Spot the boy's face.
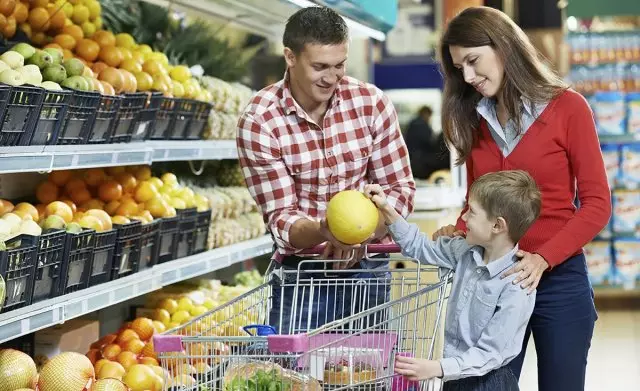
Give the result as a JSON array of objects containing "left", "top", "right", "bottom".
[
  {"left": 461, "top": 198, "right": 497, "bottom": 247},
  {"left": 285, "top": 42, "right": 348, "bottom": 105}
]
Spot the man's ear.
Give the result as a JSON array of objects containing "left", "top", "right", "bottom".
[
  {"left": 493, "top": 217, "right": 508, "bottom": 234},
  {"left": 284, "top": 47, "right": 297, "bottom": 68}
]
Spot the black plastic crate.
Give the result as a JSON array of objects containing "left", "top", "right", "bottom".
[
  {"left": 110, "top": 93, "right": 146, "bottom": 143},
  {"left": 0, "top": 85, "right": 45, "bottom": 146},
  {"left": 184, "top": 101, "right": 212, "bottom": 140},
  {"left": 131, "top": 92, "right": 162, "bottom": 141},
  {"left": 157, "top": 216, "right": 179, "bottom": 264},
  {"left": 88, "top": 94, "right": 122, "bottom": 144},
  {"left": 194, "top": 210, "right": 212, "bottom": 254},
  {"left": 175, "top": 207, "right": 197, "bottom": 259},
  {"left": 139, "top": 220, "right": 160, "bottom": 270},
  {"left": 168, "top": 99, "right": 195, "bottom": 140},
  {"left": 61, "top": 229, "right": 95, "bottom": 294},
  {"left": 88, "top": 229, "right": 117, "bottom": 287},
  {"left": 111, "top": 220, "right": 142, "bottom": 280},
  {"left": 0, "top": 235, "right": 38, "bottom": 314},
  {"left": 56, "top": 89, "right": 101, "bottom": 145},
  {"left": 148, "top": 96, "right": 175, "bottom": 140},
  {"left": 30, "top": 229, "right": 67, "bottom": 304},
  {"left": 29, "top": 89, "right": 73, "bottom": 145}
]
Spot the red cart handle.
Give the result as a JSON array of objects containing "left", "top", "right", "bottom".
[{"left": 297, "top": 243, "right": 401, "bottom": 255}]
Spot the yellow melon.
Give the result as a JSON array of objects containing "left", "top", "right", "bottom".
[
  {"left": 0, "top": 349, "right": 37, "bottom": 391},
  {"left": 38, "top": 352, "right": 95, "bottom": 391},
  {"left": 326, "top": 190, "right": 379, "bottom": 245}
]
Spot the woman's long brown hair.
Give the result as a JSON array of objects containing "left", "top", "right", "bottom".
[{"left": 440, "top": 7, "right": 568, "bottom": 165}]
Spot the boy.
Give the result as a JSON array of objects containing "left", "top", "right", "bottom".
[{"left": 364, "top": 170, "right": 541, "bottom": 391}]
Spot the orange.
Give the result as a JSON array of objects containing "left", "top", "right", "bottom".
[
  {"left": 79, "top": 199, "right": 105, "bottom": 211},
  {"left": 32, "top": 0, "right": 48, "bottom": 8},
  {"left": 2, "top": 15, "right": 15, "bottom": 38},
  {"left": 0, "top": 0, "right": 15, "bottom": 16},
  {"left": 98, "top": 67, "right": 125, "bottom": 94},
  {"left": 116, "top": 201, "right": 138, "bottom": 217},
  {"left": 53, "top": 33, "right": 76, "bottom": 50},
  {"left": 49, "top": 170, "right": 73, "bottom": 186},
  {"left": 12, "top": 2, "right": 27, "bottom": 24},
  {"left": 44, "top": 43, "right": 63, "bottom": 51},
  {"left": 106, "top": 166, "right": 126, "bottom": 176},
  {"left": 92, "top": 29, "right": 115, "bottom": 48},
  {"left": 116, "top": 351, "right": 138, "bottom": 371},
  {"left": 91, "top": 61, "right": 108, "bottom": 75},
  {"left": 98, "top": 180, "right": 123, "bottom": 202},
  {"left": 47, "top": 5, "right": 66, "bottom": 30},
  {"left": 116, "top": 172, "right": 137, "bottom": 193},
  {"left": 36, "top": 181, "right": 59, "bottom": 205},
  {"left": 70, "top": 187, "right": 92, "bottom": 205},
  {"left": 61, "top": 199, "right": 77, "bottom": 214},
  {"left": 122, "top": 338, "right": 145, "bottom": 355},
  {"left": 120, "top": 58, "right": 142, "bottom": 74},
  {"left": 75, "top": 38, "right": 100, "bottom": 62},
  {"left": 100, "top": 80, "right": 115, "bottom": 96},
  {"left": 134, "top": 166, "right": 152, "bottom": 181},
  {"left": 131, "top": 317, "right": 155, "bottom": 341},
  {"left": 98, "top": 45, "right": 123, "bottom": 68},
  {"left": 0, "top": 14, "right": 6, "bottom": 31},
  {"left": 62, "top": 48, "right": 74, "bottom": 59},
  {"left": 86, "top": 209, "right": 112, "bottom": 230},
  {"left": 104, "top": 200, "right": 121, "bottom": 216},
  {"left": 84, "top": 167, "right": 106, "bottom": 187},
  {"left": 134, "top": 72, "right": 153, "bottom": 91},
  {"left": 28, "top": 7, "right": 49, "bottom": 31},
  {"left": 64, "top": 177, "right": 86, "bottom": 194},
  {"left": 101, "top": 343, "right": 121, "bottom": 361},
  {"left": 142, "top": 59, "right": 167, "bottom": 77},
  {"left": 62, "top": 24, "right": 83, "bottom": 42}
]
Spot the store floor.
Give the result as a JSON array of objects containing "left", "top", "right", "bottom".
[{"left": 518, "top": 309, "right": 640, "bottom": 390}]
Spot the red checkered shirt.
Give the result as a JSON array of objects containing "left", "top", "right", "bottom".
[{"left": 237, "top": 74, "right": 415, "bottom": 256}]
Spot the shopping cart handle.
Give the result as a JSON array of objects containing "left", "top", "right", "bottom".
[{"left": 299, "top": 243, "right": 401, "bottom": 255}]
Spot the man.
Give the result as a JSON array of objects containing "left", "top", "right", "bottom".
[
  {"left": 237, "top": 6, "right": 415, "bottom": 333},
  {"left": 405, "top": 106, "right": 449, "bottom": 180}
]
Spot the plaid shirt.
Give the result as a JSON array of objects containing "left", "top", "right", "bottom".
[{"left": 237, "top": 74, "right": 415, "bottom": 256}]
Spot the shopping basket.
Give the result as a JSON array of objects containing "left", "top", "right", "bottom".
[{"left": 154, "top": 243, "right": 451, "bottom": 391}]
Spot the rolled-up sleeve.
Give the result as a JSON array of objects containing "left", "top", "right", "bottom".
[
  {"left": 236, "top": 113, "right": 309, "bottom": 252},
  {"left": 440, "top": 282, "right": 535, "bottom": 381},
  {"left": 368, "top": 90, "right": 415, "bottom": 218}
]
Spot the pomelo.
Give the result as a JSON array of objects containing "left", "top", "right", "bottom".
[{"left": 326, "top": 190, "right": 379, "bottom": 245}]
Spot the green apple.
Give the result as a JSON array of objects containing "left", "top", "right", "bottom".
[
  {"left": 0, "top": 69, "right": 25, "bottom": 86},
  {"left": 62, "top": 58, "right": 85, "bottom": 78},
  {"left": 42, "top": 65, "right": 67, "bottom": 84},
  {"left": 11, "top": 43, "right": 36, "bottom": 61},
  {"left": 41, "top": 215, "right": 66, "bottom": 231},
  {"left": 0, "top": 51, "right": 25, "bottom": 69},
  {"left": 61, "top": 75, "right": 89, "bottom": 91},
  {"left": 28, "top": 50, "right": 54, "bottom": 70},
  {"left": 41, "top": 81, "right": 62, "bottom": 91},
  {"left": 43, "top": 48, "right": 63, "bottom": 66},
  {"left": 17, "top": 65, "right": 43, "bottom": 85}
]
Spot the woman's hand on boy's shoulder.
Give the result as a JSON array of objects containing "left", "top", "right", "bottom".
[{"left": 502, "top": 250, "right": 549, "bottom": 294}]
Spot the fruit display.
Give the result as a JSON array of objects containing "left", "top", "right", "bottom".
[{"left": 201, "top": 77, "right": 254, "bottom": 140}]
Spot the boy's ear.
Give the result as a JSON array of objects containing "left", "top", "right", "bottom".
[{"left": 493, "top": 217, "right": 508, "bottom": 234}]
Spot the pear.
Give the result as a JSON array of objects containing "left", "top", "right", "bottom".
[
  {"left": 0, "top": 51, "right": 25, "bottom": 69},
  {"left": 62, "top": 58, "right": 84, "bottom": 77},
  {"left": 41, "top": 215, "right": 66, "bottom": 231},
  {"left": 17, "top": 64, "right": 43, "bottom": 86},
  {"left": 42, "top": 65, "right": 67, "bottom": 84},
  {"left": 61, "top": 75, "right": 89, "bottom": 91},
  {"left": 66, "top": 222, "right": 82, "bottom": 234},
  {"left": 43, "top": 48, "right": 63, "bottom": 66},
  {"left": 28, "top": 50, "right": 54, "bottom": 70},
  {"left": 0, "top": 61, "right": 11, "bottom": 74},
  {"left": 11, "top": 43, "right": 36, "bottom": 61}
]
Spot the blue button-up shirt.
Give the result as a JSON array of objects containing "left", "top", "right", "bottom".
[
  {"left": 477, "top": 97, "right": 548, "bottom": 156},
  {"left": 388, "top": 218, "right": 536, "bottom": 381}
]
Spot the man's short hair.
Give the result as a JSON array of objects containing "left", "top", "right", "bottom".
[
  {"left": 469, "top": 170, "right": 542, "bottom": 243},
  {"left": 419, "top": 106, "right": 433, "bottom": 117},
  {"left": 283, "top": 7, "right": 349, "bottom": 54}
]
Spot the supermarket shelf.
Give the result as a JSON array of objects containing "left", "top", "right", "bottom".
[
  {"left": 414, "top": 186, "right": 466, "bottom": 211},
  {"left": 599, "top": 134, "right": 640, "bottom": 144},
  {"left": 0, "top": 235, "right": 273, "bottom": 344},
  {"left": 0, "top": 140, "right": 238, "bottom": 174},
  {"left": 594, "top": 286, "right": 640, "bottom": 299}
]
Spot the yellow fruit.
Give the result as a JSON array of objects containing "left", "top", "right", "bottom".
[
  {"left": 158, "top": 298, "right": 178, "bottom": 314},
  {"left": 169, "top": 65, "right": 191, "bottom": 82},
  {"left": 141, "top": 59, "right": 164, "bottom": 76},
  {"left": 92, "top": 378, "right": 129, "bottom": 391},
  {"left": 71, "top": 4, "right": 90, "bottom": 24},
  {"left": 134, "top": 182, "right": 158, "bottom": 203},
  {"left": 172, "top": 81, "right": 185, "bottom": 98},
  {"left": 133, "top": 71, "right": 152, "bottom": 91},
  {"left": 123, "top": 364, "right": 157, "bottom": 391},
  {"left": 94, "top": 16, "right": 102, "bottom": 29},
  {"left": 326, "top": 190, "right": 379, "bottom": 245},
  {"left": 86, "top": 0, "right": 101, "bottom": 19},
  {"left": 96, "top": 360, "right": 125, "bottom": 380},
  {"left": 171, "top": 310, "right": 191, "bottom": 325},
  {"left": 152, "top": 308, "right": 171, "bottom": 324},
  {"left": 189, "top": 305, "right": 208, "bottom": 317},
  {"left": 169, "top": 198, "right": 186, "bottom": 210},
  {"left": 177, "top": 296, "right": 194, "bottom": 312},
  {"left": 38, "top": 352, "right": 94, "bottom": 391},
  {"left": 202, "top": 297, "right": 218, "bottom": 310},
  {"left": 81, "top": 21, "right": 96, "bottom": 38},
  {"left": 120, "top": 58, "right": 142, "bottom": 73},
  {"left": 148, "top": 51, "right": 168, "bottom": 66},
  {"left": 0, "top": 349, "right": 37, "bottom": 390},
  {"left": 115, "top": 33, "right": 135, "bottom": 49}
]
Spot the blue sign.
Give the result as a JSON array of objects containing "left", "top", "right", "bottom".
[{"left": 313, "top": 0, "right": 398, "bottom": 33}]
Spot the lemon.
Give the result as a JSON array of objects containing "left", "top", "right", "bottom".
[
  {"left": 137, "top": 44, "right": 153, "bottom": 55},
  {"left": 81, "top": 21, "right": 96, "bottom": 38},
  {"left": 177, "top": 296, "right": 194, "bottom": 313},
  {"left": 71, "top": 4, "right": 90, "bottom": 24},
  {"left": 326, "top": 190, "right": 379, "bottom": 245},
  {"left": 171, "top": 310, "right": 191, "bottom": 325},
  {"left": 116, "top": 33, "right": 136, "bottom": 49},
  {"left": 169, "top": 65, "right": 191, "bottom": 83},
  {"left": 189, "top": 305, "right": 208, "bottom": 317},
  {"left": 85, "top": 0, "right": 101, "bottom": 19}
]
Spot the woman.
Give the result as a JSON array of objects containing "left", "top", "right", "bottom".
[{"left": 433, "top": 7, "right": 611, "bottom": 391}]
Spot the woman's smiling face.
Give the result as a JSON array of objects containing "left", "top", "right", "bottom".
[{"left": 449, "top": 45, "right": 505, "bottom": 98}]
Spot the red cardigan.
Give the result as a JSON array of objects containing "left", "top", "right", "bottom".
[{"left": 455, "top": 89, "right": 612, "bottom": 267}]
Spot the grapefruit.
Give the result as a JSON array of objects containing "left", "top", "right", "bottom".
[
  {"left": 326, "top": 190, "right": 379, "bottom": 245},
  {"left": 0, "top": 349, "right": 37, "bottom": 390},
  {"left": 91, "top": 378, "right": 128, "bottom": 391},
  {"left": 38, "top": 352, "right": 94, "bottom": 391}
]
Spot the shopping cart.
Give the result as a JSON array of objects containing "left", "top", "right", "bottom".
[{"left": 154, "top": 243, "right": 451, "bottom": 391}]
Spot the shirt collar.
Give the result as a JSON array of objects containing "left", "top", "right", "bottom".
[
  {"left": 476, "top": 96, "right": 544, "bottom": 118},
  {"left": 280, "top": 70, "right": 343, "bottom": 117},
  {"left": 470, "top": 244, "right": 519, "bottom": 278}
]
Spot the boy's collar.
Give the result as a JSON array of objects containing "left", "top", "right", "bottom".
[{"left": 470, "top": 244, "right": 519, "bottom": 278}]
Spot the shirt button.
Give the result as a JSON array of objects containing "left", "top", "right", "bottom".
[{"left": 327, "top": 151, "right": 332, "bottom": 156}]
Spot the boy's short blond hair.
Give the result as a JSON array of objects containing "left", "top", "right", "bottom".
[{"left": 469, "top": 170, "right": 541, "bottom": 243}]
